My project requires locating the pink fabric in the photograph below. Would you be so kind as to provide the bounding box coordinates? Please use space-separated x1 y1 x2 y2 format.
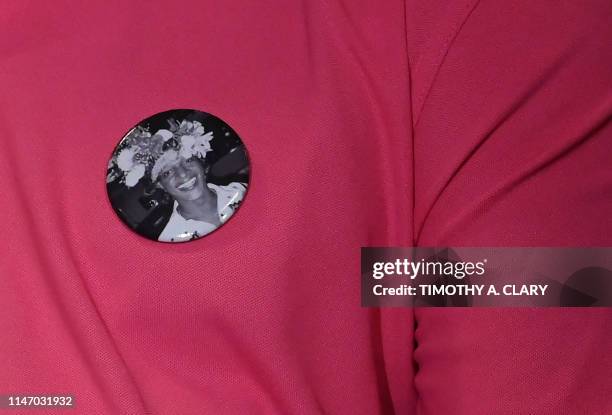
0 1 610 414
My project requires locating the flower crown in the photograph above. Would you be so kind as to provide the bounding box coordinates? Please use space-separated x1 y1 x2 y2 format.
107 119 214 187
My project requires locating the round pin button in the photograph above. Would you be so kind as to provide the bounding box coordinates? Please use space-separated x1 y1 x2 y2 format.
106 109 250 242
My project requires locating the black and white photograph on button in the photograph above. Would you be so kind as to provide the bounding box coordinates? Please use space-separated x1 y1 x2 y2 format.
106 109 250 242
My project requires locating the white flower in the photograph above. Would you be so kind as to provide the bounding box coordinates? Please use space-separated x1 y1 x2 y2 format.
193 131 213 157
179 135 196 158
117 148 135 172
124 164 146 187
178 120 193 133
192 121 205 136
153 129 174 142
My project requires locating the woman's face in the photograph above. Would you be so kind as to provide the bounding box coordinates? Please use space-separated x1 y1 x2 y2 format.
158 156 207 201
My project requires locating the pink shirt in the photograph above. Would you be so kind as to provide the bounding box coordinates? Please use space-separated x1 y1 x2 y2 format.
1 1 610 413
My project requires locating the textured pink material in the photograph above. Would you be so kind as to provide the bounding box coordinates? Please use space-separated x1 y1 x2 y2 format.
0 1 610 414
410 2 612 413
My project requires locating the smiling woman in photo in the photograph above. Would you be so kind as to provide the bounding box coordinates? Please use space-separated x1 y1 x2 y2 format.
107 115 248 242
154 152 246 242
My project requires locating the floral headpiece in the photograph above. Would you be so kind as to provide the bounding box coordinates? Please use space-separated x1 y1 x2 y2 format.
107 119 214 187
